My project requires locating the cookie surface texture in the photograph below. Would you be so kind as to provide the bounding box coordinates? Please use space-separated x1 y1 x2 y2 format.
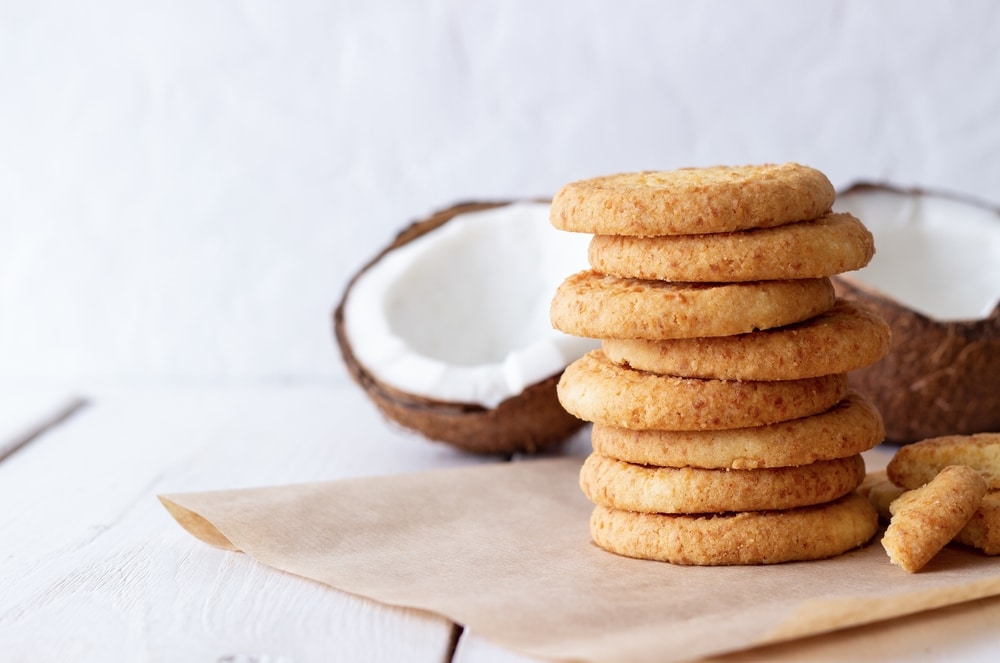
551 163 835 236
551 271 834 340
882 465 988 572
588 213 874 282
557 350 848 430
590 392 884 469
955 491 1000 555
602 299 889 381
579 453 866 514
589 493 878 565
887 433 1000 490
861 470 1000 556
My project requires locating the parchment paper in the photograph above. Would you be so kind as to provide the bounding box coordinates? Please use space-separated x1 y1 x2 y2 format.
159 458 1000 663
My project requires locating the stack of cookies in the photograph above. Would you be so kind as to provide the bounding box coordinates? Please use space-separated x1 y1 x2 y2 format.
549 163 892 565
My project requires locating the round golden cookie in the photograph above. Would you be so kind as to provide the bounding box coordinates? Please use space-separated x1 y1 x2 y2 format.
588 213 874 282
883 465 987 572
590 392 884 470
589 493 878 565
551 163 835 236
557 350 848 430
580 453 866 514
601 299 890 380
887 433 1000 491
551 271 834 340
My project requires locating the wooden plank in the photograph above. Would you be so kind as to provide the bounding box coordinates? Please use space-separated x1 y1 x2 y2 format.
453 632 539 663
0 383 488 662
0 388 86 462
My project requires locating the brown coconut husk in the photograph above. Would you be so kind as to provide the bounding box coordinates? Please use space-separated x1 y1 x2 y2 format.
834 183 1000 443
333 200 585 455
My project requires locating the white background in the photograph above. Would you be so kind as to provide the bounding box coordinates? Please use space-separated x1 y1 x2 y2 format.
3 0 999 386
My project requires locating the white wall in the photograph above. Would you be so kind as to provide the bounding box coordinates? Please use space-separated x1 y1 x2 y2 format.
3 0 999 385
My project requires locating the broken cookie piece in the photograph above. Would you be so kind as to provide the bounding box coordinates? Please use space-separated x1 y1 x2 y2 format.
882 465 987 572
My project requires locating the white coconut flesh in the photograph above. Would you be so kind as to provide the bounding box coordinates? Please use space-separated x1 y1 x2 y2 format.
835 187 1000 321
343 202 598 409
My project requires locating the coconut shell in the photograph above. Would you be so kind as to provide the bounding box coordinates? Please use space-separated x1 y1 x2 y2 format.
333 200 585 455
833 183 1000 443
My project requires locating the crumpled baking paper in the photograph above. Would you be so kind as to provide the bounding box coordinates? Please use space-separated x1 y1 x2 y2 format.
160 458 1000 663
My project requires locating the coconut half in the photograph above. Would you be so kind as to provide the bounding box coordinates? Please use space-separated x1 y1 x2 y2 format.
833 183 1000 443
334 200 597 454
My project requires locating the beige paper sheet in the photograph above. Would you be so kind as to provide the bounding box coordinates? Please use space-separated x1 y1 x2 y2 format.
160 458 1000 663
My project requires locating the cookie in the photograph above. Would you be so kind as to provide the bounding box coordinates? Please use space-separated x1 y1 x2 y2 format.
580 453 866 514
882 465 987 572
551 163 835 236
857 470 905 520
557 350 848 430
955 491 1000 555
601 299 890 380
887 433 1000 490
589 493 878 565
860 470 1000 556
590 392 883 470
551 271 835 340
588 213 874 282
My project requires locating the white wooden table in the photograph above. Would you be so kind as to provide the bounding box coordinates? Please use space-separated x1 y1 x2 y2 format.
3 381 1000 663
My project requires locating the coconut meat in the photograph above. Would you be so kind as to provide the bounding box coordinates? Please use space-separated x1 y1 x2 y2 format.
344 202 597 408
836 188 1000 321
